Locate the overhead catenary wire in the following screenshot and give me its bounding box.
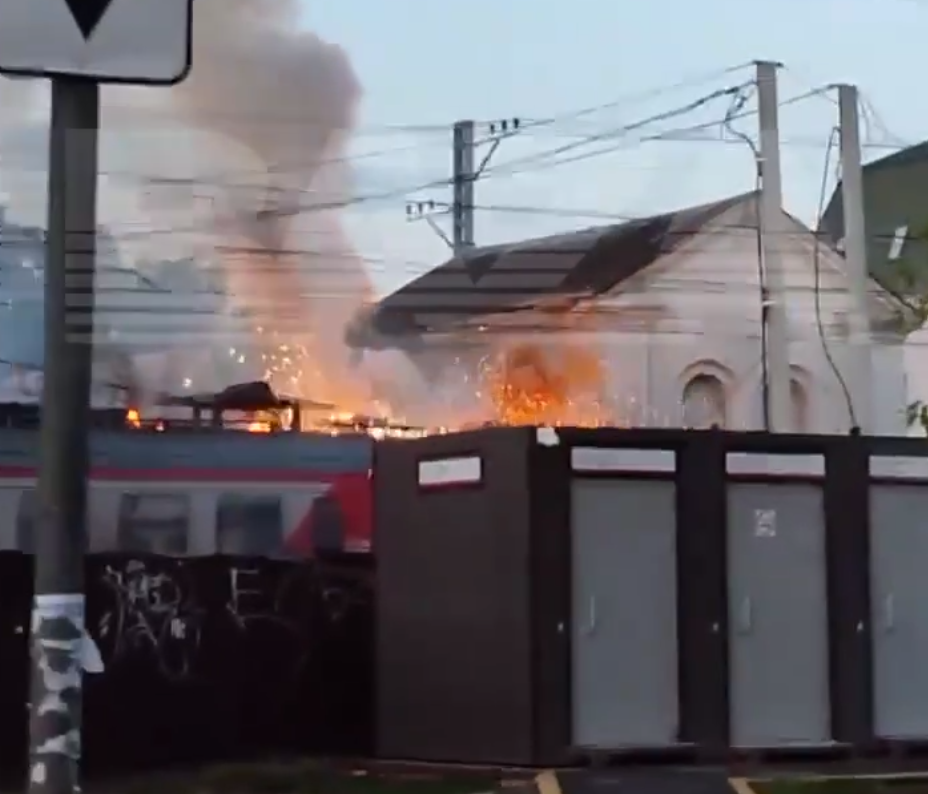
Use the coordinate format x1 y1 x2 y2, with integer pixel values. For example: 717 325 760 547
274 83 762 211
714 84 773 429
120 82 835 223
857 91 911 149
474 82 756 177
5 78 906 218
479 126 905 150
42 84 906 227
450 203 916 245
10 72 915 327
811 125 857 428
33 79 794 245
475 86 839 181
102 215 922 287
480 60 757 136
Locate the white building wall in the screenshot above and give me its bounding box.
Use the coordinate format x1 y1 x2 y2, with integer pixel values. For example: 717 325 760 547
402 205 909 435
903 323 928 436
583 207 907 434
871 340 908 435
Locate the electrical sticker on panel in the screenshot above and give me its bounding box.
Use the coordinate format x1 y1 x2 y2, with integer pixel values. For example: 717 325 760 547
754 508 776 538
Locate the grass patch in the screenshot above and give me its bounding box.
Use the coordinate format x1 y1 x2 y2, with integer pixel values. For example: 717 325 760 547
752 776 928 794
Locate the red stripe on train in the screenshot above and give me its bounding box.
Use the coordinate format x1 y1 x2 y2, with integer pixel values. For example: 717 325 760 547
286 474 372 555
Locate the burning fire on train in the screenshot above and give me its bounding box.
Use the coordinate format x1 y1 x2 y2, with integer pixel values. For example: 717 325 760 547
0 0 632 561
0 339 618 562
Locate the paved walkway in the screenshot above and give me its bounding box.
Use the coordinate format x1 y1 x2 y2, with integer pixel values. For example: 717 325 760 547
540 768 736 794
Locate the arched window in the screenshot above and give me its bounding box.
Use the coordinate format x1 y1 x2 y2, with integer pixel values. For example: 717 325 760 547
682 374 726 428
791 378 809 432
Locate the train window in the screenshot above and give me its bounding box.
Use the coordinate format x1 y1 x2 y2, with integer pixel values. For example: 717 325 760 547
16 489 90 553
215 494 284 557
16 489 36 554
118 493 189 555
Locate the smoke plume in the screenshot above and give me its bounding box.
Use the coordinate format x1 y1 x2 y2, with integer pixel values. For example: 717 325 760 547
0 0 379 409
164 0 374 406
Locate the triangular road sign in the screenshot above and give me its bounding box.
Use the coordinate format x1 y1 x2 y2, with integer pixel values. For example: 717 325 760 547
0 0 193 84
63 0 114 39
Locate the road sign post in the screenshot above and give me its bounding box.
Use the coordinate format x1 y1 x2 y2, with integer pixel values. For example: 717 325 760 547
0 0 192 792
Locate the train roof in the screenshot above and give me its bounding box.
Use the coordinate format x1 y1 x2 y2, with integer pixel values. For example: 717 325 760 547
0 381 321 428
0 424 372 474
0 381 376 473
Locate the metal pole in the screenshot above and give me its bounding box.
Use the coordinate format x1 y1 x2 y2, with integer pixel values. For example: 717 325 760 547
452 120 475 253
755 60 792 432
837 83 872 433
28 76 100 794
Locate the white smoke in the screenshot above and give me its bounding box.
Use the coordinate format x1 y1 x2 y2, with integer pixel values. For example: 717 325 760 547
0 0 378 407
161 0 374 406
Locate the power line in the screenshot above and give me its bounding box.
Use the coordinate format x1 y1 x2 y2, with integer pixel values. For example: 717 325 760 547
462 202 923 242
118 80 800 221
477 82 754 177
53 85 910 229
477 86 838 181
100 107 459 136
856 91 911 149
810 126 856 427
463 125 908 151
498 61 756 134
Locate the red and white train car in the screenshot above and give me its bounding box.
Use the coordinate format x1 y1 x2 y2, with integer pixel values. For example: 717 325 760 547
0 419 373 557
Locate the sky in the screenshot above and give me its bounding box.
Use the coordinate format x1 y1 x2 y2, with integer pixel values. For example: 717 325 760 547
0 0 923 408
1 0 927 301
295 0 928 296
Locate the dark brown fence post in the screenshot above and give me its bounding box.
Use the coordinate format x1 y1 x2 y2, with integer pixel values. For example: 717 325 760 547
675 430 729 752
823 433 873 746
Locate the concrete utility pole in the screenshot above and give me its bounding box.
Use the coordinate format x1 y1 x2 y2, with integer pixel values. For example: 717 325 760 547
408 118 519 253
452 120 476 253
836 83 872 433
755 60 793 432
30 75 100 794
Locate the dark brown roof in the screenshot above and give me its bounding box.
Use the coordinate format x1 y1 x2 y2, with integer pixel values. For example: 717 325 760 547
352 192 754 346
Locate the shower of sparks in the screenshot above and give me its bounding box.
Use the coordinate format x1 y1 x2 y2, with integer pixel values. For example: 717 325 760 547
169 338 625 436
144 325 692 438
478 343 617 427
254 326 374 410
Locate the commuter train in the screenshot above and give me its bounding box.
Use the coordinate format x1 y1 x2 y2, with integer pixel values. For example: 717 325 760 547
0 383 379 557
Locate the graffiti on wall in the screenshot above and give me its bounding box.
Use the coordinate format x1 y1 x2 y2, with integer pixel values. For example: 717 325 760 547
97 558 202 679
0 551 374 779
92 556 369 682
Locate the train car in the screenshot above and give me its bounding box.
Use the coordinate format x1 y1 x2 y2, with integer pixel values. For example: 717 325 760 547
0 384 376 557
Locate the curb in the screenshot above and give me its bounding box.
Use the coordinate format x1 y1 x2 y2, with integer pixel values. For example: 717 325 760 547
729 779 758 794
535 771 564 794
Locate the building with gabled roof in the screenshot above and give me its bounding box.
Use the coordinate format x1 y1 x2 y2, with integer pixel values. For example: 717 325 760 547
350 191 911 434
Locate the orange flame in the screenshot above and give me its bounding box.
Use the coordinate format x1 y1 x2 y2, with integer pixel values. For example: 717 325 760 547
482 343 609 426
